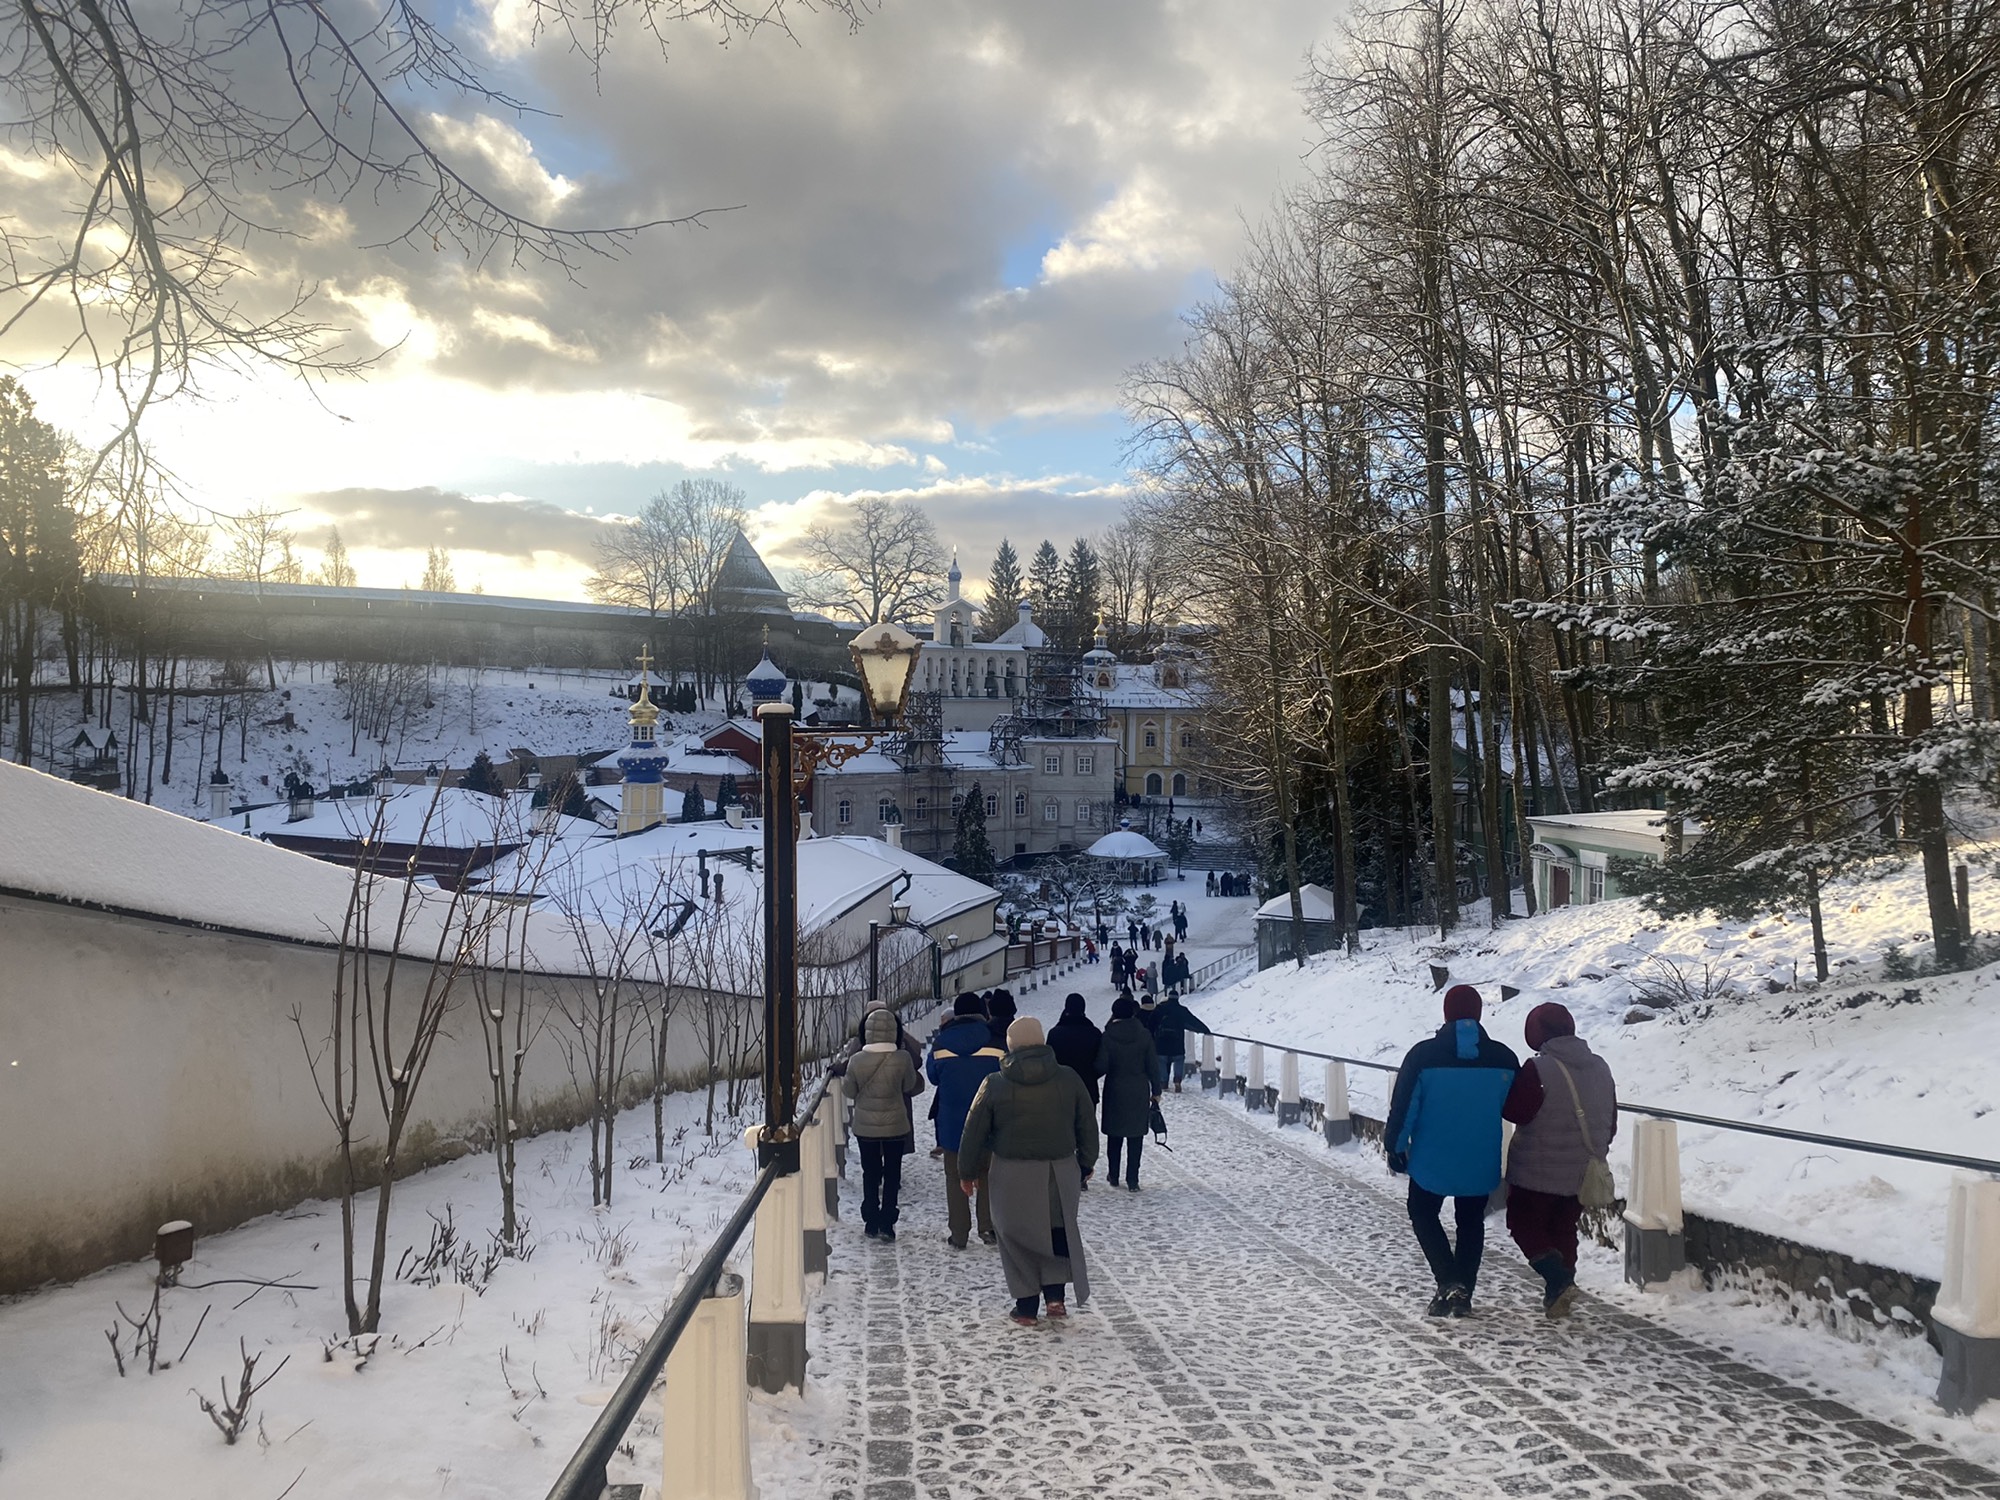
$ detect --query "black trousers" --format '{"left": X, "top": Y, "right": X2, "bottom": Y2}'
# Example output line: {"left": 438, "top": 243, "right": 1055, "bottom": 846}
{"left": 1407, "top": 1181, "right": 1486, "bottom": 1294}
{"left": 859, "top": 1137, "right": 903, "bottom": 1232}
{"left": 1014, "top": 1226, "right": 1071, "bottom": 1317}
{"left": 1105, "top": 1133, "right": 1144, "bottom": 1186}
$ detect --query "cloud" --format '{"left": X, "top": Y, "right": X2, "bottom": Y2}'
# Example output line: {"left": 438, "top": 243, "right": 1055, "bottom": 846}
{"left": 753, "top": 473, "right": 1136, "bottom": 587}
{"left": 12, "top": 0, "right": 1331, "bottom": 597}
{"left": 296, "top": 487, "right": 612, "bottom": 564}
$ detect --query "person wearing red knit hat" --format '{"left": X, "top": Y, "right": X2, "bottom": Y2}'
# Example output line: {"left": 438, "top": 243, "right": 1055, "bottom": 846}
{"left": 1383, "top": 984, "right": 1520, "bottom": 1318}
{"left": 1502, "top": 1001, "right": 1618, "bottom": 1319}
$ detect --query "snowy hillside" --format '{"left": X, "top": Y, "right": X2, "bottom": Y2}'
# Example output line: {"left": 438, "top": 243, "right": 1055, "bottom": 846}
{"left": 29, "top": 663, "right": 849, "bottom": 817}
{"left": 1194, "top": 863, "right": 2000, "bottom": 1281}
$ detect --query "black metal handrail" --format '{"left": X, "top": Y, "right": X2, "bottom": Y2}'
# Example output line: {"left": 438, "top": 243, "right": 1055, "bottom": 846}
{"left": 545, "top": 1070, "right": 834, "bottom": 1500}
{"left": 1205, "top": 1030, "right": 2000, "bottom": 1176}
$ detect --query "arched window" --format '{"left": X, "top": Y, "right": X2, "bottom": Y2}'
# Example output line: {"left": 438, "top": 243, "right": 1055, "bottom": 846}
{"left": 985, "top": 792, "right": 999, "bottom": 817}
{"left": 837, "top": 798, "right": 853, "bottom": 825}
{"left": 1172, "top": 773, "right": 1186, "bottom": 797}
{"left": 1180, "top": 729, "right": 1195, "bottom": 749}
{"left": 878, "top": 797, "right": 894, "bottom": 825}
{"left": 950, "top": 792, "right": 965, "bottom": 815}
{"left": 1145, "top": 773, "right": 1163, "bottom": 796}
{"left": 1013, "top": 790, "right": 1028, "bottom": 818}
{"left": 1142, "top": 721, "right": 1158, "bottom": 750}
{"left": 913, "top": 795, "right": 929, "bottom": 822}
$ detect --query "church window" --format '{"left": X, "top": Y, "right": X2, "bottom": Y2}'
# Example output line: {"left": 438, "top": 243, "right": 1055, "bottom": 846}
{"left": 878, "top": 798, "right": 894, "bottom": 824}
{"left": 1013, "top": 790, "right": 1028, "bottom": 818}
{"left": 913, "top": 795, "right": 929, "bottom": 821}
{"left": 1181, "top": 729, "right": 1194, "bottom": 748}
{"left": 985, "top": 792, "right": 999, "bottom": 817}
{"left": 1145, "top": 773, "right": 1163, "bottom": 796}
{"left": 1143, "top": 724, "right": 1157, "bottom": 750}
{"left": 837, "top": 798, "right": 853, "bottom": 826}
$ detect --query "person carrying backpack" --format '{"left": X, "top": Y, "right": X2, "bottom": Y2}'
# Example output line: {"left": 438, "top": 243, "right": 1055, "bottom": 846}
{"left": 1384, "top": 985, "right": 1519, "bottom": 1318}
{"left": 1503, "top": 1002, "right": 1617, "bottom": 1319}
{"left": 928, "top": 994, "right": 1004, "bottom": 1248}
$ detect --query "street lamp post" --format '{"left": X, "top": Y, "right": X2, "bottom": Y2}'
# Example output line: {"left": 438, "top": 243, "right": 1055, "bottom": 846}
{"left": 753, "top": 623, "right": 922, "bottom": 1173}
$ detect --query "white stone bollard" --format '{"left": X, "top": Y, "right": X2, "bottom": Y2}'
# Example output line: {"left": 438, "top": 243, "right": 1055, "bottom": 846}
{"left": 1277, "top": 1052, "right": 1301, "bottom": 1126}
{"left": 660, "top": 1271, "right": 754, "bottom": 1500}
{"left": 1322, "top": 1061, "right": 1351, "bottom": 1146}
{"left": 743, "top": 1127, "right": 807, "bottom": 1393}
{"left": 1622, "top": 1118, "right": 1686, "bottom": 1287}
{"left": 1934, "top": 1174, "right": 2000, "bottom": 1415}
{"left": 818, "top": 1093, "right": 840, "bottom": 1222}
{"left": 800, "top": 1113, "right": 828, "bottom": 1278}
{"left": 1246, "top": 1043, "right": 1266, "bottom": 1112}
{"left": 1219, "top": 1038, "right": 1238, "bottom": 1097}
{"left": 1199, "top": 1033, "right": 1218, "bottom": 1090}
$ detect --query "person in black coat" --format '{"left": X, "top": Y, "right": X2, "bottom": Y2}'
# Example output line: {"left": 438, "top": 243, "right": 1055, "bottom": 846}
{"left": 1096, "top": 995, "right": 1161, "bottom": 1190}
{"left": 1150, "top": 990, "right": 1209, "bottom": 1090}
{"left": 986, "top": 990, "right": 1019, "bottom": 1052}
{"left": 1047, "top": 992, "right": 1104, "bottom": 1104}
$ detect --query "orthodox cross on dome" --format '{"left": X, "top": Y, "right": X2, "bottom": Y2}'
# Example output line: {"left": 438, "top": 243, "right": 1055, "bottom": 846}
{"left": 629, "top": 647, "right": 661, "bottom": 737}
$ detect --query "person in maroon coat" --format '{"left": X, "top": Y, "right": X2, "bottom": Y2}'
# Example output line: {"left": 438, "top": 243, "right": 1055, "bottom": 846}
{"left": 1502, "top": 1002, "right": 1618, "bottom": 1319}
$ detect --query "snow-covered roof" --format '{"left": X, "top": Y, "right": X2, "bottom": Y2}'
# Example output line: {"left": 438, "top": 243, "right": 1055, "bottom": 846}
{"left": 245, "top": 784, "right": 529, "bottom": 850}
{"left": 1085, "top": 829, "right": 1167, "bottom": 860}
{"left": 1527, "top": 810, "right": 1705, "bottom": 846}
{"left": 989, "top": 601, "right": 1049, "bottom": 647}
{"left": 1257, "top": 883, "right": 1339, "bottom": 923}
{"left": 811, "top": 836, "right": 999, "bottom": 928}
{"left": 609, "top": 736, "right": 757, "bottom": 777}
{"left": 1087, "top": 662, "right": 1206, "bottom": 710}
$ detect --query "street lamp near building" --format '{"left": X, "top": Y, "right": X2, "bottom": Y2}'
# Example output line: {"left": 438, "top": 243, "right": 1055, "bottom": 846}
{"left": 755, "top": 623, "right": 923, "bottom": 1171}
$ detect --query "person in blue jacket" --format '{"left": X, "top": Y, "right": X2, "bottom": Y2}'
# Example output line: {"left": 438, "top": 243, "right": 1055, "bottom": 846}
{"left": 927, "top": 995, "right": 1005, "bottom": 1248}
{"left": 1384, "top": 984, "right": 1519, "bottom": 1318}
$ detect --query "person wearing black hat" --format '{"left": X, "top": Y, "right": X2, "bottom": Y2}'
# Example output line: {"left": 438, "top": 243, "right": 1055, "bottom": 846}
{"left": 928, "top": 993, "right": 1004, "bottom": 1248}
{"left": 1047, "top": 993, "right": 1104, "bottom": 1105}
{"left": 985, "top": 990, "right": 1019, "bottom": 1053}
{"left": 1503, "top": 1001, "right": 1617, "bottom": 1318}
{"left": 1097, "top": 995, "right": 1161, "bottom": 1190}
{"left": 1384, "top": 984, "right": 1520, "bottom": 1317}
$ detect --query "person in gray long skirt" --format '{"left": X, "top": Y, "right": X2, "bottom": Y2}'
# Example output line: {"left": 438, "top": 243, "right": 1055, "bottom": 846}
{"left": 958, "top": 1016, "right": 1100, "bottom": 1326}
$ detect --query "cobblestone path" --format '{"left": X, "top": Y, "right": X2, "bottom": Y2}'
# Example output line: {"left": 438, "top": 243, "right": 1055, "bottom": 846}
{"left": 804, "top": 1092, "right": 2000, "bottom": 1500}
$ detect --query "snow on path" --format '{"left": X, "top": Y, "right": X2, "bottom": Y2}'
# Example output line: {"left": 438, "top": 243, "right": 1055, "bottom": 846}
{"left": 796, "top": 1089, "right": 2000, "bottom": 1499}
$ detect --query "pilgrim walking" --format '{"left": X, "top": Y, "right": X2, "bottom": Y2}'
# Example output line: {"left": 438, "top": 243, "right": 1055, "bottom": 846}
{"left": 958, "top": 1017, "right": 1100, "bottom": 1325}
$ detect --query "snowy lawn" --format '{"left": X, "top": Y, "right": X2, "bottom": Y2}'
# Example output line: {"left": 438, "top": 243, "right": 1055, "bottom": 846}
{"left": 1191, "top": 861, "right": 2000, "bottom": 1280}
{"left": 0, "top": 1087, "right": 824, "bottom": 1499}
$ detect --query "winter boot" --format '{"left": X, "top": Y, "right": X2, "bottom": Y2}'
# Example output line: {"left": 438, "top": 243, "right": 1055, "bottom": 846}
{"left": 1426, "top": 1287, "right": 1456, "bottom": 1318}
{"left": 1533, "top": 1254, "right": 1579, "bottom": 1319}
{"left": 1445, "top": 1286, "right": 1473, "bottom": 1319}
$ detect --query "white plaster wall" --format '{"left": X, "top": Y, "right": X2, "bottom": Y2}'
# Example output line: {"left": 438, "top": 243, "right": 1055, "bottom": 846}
{"left": 0, "top": 894, "right": 860, "bottom": 1292}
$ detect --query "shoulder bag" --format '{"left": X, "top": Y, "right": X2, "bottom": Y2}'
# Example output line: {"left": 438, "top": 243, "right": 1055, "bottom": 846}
{"left": 1543, "top": 1057, "right": 1616, "bottom": 1210}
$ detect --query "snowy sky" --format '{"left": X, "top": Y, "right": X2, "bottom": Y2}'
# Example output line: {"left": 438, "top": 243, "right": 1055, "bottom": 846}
{"left": 19, "top": 1, "right": 1332, "bottom": 601}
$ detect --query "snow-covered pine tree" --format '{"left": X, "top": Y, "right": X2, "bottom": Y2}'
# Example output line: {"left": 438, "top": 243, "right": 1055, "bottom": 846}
{"left": 681, "top": 784, "right": 707, "bottom": 822}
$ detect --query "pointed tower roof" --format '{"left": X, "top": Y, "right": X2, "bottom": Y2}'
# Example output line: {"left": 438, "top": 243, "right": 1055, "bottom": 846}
{"left": 711, "top": 530, "right": 793, "bottom": 617}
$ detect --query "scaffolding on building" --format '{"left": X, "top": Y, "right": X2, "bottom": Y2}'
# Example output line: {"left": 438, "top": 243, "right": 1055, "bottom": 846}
{"left": 989, "top": 633, "right": 1105, "bottom": 767}
{"left": 884, "top": 690, "right": 956, "bottom": 857}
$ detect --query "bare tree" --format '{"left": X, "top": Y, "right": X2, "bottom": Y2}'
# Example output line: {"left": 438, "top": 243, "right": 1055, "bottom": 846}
{"left": 292, "top": 787, "right": 506, "bottom": 1335}
{"left": 793, "top": 495, "right": 946, "bottom": 625}
{"left": 316, "top": 527, "right": 358, "bottom": 588}
{"left": 0, "top": 0, "right": 864, "bottom": 457}
{"left": 419, "top": 546, "right": 456, "bottom": 595}
{"left": 587, "top": 479, "right": 746, "bottom": 689}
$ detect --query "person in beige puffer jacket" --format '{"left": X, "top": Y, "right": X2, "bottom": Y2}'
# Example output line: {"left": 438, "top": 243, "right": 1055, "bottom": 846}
{"left": 844, "top": 1006, "right": 923, "bottom": 1240}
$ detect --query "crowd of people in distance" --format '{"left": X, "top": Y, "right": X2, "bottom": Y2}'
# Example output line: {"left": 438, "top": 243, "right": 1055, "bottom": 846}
{"left": 834, "top": 960, "right": 1619, "bottom": 1330}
